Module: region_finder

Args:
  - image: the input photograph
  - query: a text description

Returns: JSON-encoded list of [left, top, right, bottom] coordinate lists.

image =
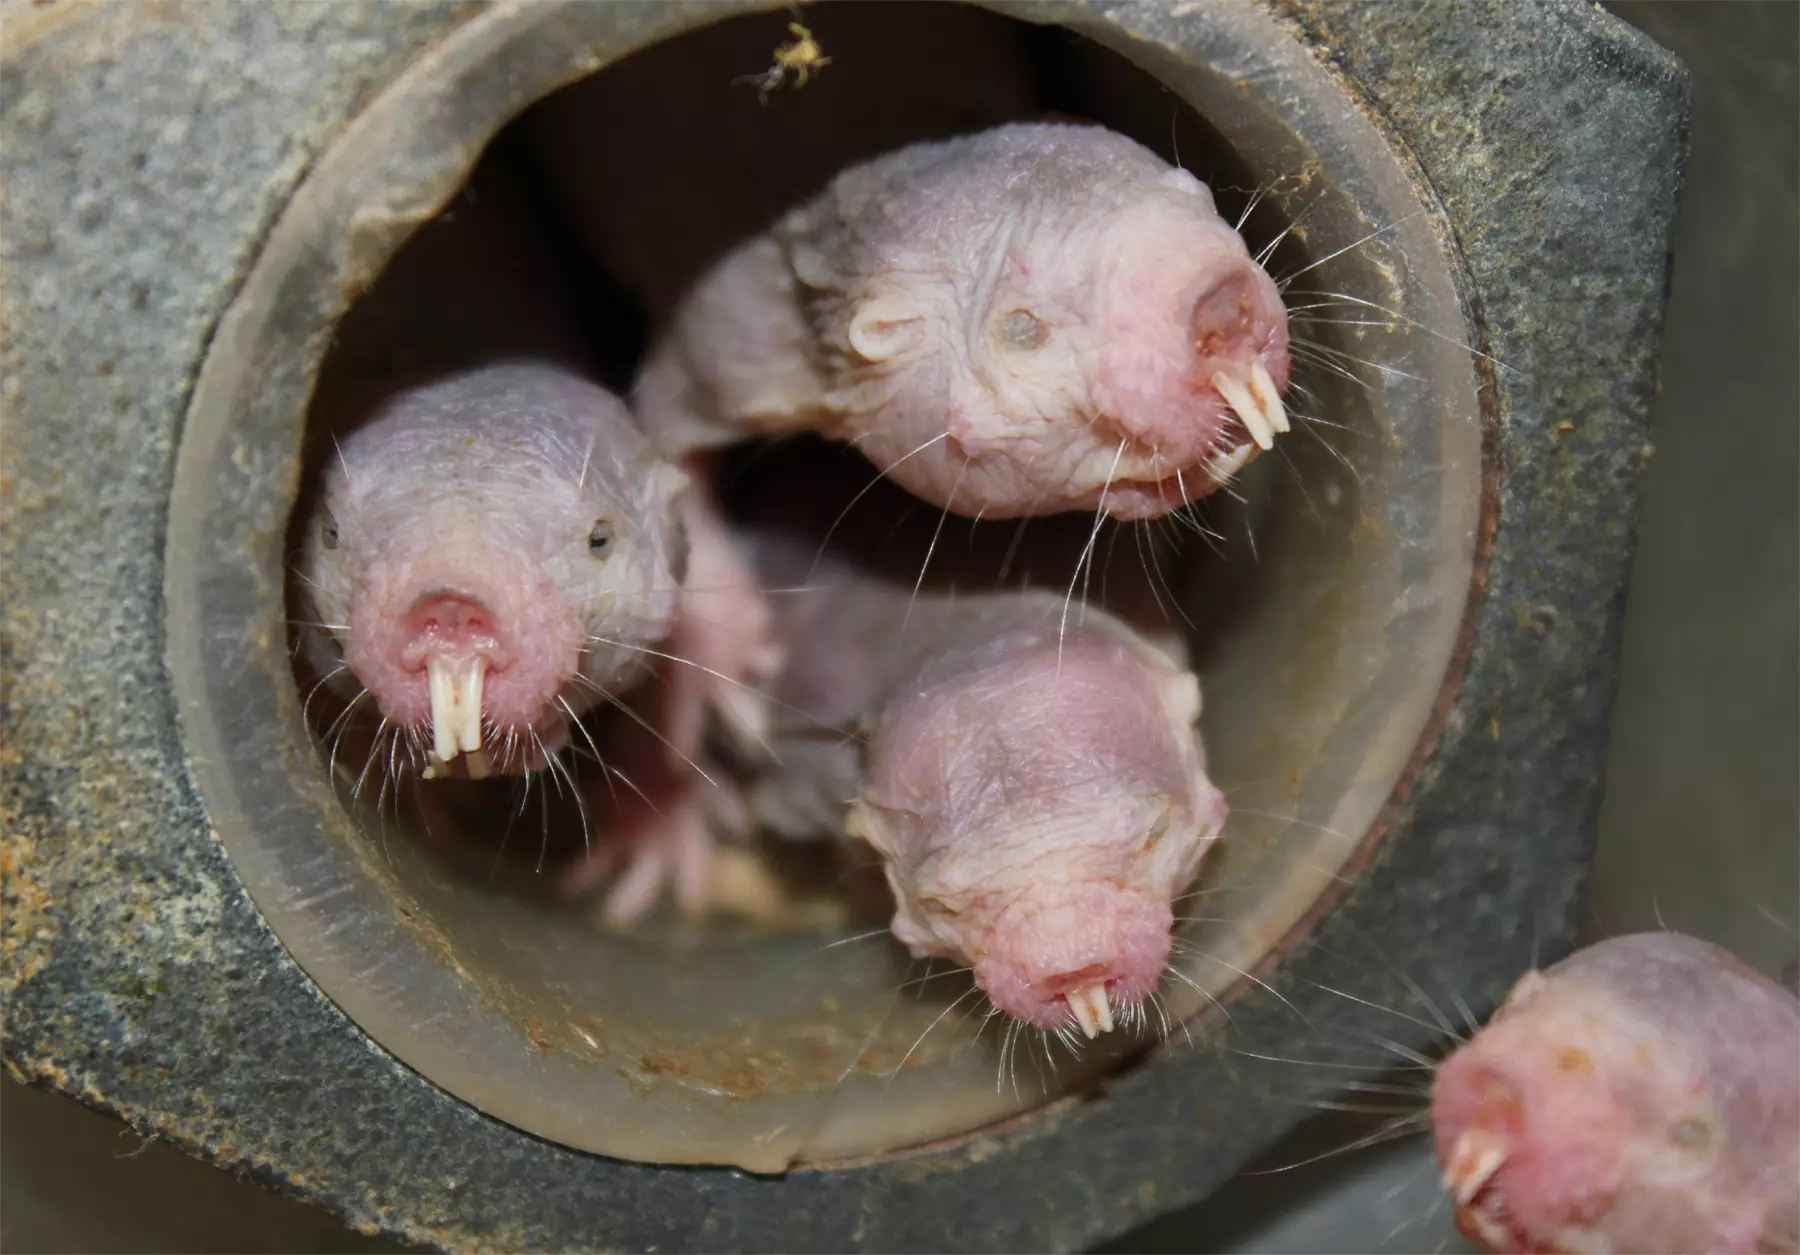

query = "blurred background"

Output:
[[4, 3, 1793, 1251]]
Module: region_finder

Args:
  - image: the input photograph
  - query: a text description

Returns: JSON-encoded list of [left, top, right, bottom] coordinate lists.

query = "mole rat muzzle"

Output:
[[344, 553, 581, 779], [1092, 213, 1292, 508], [402, 591, 508, 771], [967, 885, 1175, 1038]]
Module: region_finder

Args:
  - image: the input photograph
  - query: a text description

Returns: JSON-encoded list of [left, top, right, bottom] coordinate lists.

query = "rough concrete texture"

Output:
[[2, 1, 1683, 1251]]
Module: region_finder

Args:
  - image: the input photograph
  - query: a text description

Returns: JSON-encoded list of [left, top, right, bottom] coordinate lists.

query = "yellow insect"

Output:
[[744, 20, 832, 100]]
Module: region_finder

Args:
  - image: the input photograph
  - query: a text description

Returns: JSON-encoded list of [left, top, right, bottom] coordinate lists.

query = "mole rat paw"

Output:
[[595, 795, 716, 929]]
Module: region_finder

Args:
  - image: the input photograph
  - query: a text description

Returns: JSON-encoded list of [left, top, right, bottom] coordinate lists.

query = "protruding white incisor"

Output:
[[1213, 371, 1274, 451], [1065, 984, 1115, 1039], [427, 654, 487, 765], [1209, 441, 1259, 484], [1249, 359, 1289, 434], [1444, 1129, 1507, 1206]]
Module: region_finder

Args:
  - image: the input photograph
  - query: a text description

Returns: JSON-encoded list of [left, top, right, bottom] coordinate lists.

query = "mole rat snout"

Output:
[[1432, 1046, 1623, 1252], [1091, 204, 1292, 507], [1188, 269, 1291, 403], [400, 592, 511, 766], [340, 536, 589, 776], [968, 885, 1177, 1038]]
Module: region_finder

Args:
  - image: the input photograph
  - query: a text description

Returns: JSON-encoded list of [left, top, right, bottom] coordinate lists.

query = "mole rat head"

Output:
[[297, 364, 688, 774], [834, 126, 1290, 522], [1431, 971, 1738, 1254], [847, 635, 1228, 1037]]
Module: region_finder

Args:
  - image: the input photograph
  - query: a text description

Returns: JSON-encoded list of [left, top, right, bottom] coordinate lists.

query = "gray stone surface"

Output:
[[2, 2, 1685, 1250]]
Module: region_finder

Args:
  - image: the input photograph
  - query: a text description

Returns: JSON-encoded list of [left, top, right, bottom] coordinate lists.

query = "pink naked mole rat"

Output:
[[1431, 931, 1800, 1255], [292, 361, 778, 910], [741, 548, 1228, 1038], [293, 361, 691, 777], [636, 121, 1293, 522]]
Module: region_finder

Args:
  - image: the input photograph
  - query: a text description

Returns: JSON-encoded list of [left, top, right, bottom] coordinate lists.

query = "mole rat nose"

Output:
[[1188, 261, 1288, 399], [399, 592, 509, 771], [403, 592, 503, 667], [1190, 256, 1290, 382], [1189, 272, 1260, 371], [1431, 1055, 1530, 1248]]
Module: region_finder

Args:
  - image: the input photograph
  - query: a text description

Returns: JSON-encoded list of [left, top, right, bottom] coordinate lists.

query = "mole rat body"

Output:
[[747, 548, 1227, 1036], [1431, 931, 1799, 1254], [638, 121, 1292, 521], [295, 361, 690, 775]]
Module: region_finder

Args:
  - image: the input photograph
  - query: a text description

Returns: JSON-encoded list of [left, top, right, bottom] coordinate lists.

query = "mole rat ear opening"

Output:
[[650, 458, 691, 508], [843, 797, 893, 857], [1497, 968, 1551, 1016], [1159, 164, 1214, 206], [846, 291, 927, 363]]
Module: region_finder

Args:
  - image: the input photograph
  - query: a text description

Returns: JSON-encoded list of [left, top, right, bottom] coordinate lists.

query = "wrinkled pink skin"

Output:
[[1431, 932, 1800, 1255], [750, 559, 1227, 1032], [638, 121, 1291, 522], [294, 361, 689, 775]]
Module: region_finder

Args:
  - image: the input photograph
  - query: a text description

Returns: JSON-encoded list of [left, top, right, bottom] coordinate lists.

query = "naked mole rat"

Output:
[[289, 145, 777, 913], [290, 142, 688, 777], [1432, 931, 1799, 1254], [293, 361, 690, 779], [636, 120, 1293, 522], [735, 541, 1228, 1038], [294, 356, 790, 921]]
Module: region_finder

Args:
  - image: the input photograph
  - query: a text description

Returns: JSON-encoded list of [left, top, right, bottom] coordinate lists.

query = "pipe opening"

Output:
[[172, 0, 1483, 1170]]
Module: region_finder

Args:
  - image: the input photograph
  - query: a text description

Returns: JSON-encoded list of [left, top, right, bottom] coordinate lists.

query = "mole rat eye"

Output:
[[1668, 1116, 1714, 1152], [320, 511, 339, 550], [588, 520, 615, 556], [997, 308, 1048, 350]]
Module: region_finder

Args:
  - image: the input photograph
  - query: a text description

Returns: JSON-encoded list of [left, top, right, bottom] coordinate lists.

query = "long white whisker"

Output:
[[1059, 438, 1128, 670], [1277, 211, 1420, 285], [1254, 187, 1333, 267], [349, 714, 389, 803], [323, 689, 369, 781], [808, 431, 952, 583], [582, 634, 821, 742], [1240, 1112, 1428, 1176], [1285, 286, 1514, 373], [1178, 948, 1316, 1033], [538, 748, 588, 874], [597, 691, 719, 788], [557, 694, 616, 824], [904, 455, 971, 631], [886, 985, 981, 1087]]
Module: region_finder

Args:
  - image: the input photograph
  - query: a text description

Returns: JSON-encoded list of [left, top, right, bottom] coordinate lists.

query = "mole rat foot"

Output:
[[590, 789, 731, 929]]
